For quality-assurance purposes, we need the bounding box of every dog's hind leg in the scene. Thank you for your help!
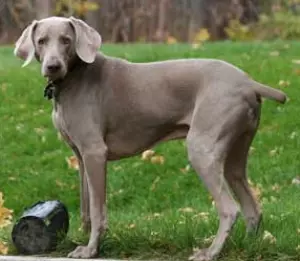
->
[224,127,262,234]
[187,102,251,261]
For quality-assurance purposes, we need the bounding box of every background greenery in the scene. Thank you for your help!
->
[0,42,300,260]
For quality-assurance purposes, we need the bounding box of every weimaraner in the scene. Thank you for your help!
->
[14,16,286,260]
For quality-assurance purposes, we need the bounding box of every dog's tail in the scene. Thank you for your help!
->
[252,80,287,104]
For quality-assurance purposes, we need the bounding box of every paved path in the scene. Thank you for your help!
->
[0,256,135,261]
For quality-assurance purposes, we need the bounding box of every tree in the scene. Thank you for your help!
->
[34,0,53,20]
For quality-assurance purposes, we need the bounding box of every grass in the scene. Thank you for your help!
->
[0,41,300,260]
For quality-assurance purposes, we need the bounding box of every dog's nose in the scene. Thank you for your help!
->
[47,63,62,73]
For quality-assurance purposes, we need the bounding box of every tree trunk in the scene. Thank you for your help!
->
[199,0,260,40]
[154,0,169,42]
[34,0,53,20]
[85,0,102,32]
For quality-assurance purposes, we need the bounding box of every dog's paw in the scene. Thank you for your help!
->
[189,248,213,261]
[67,245,97,258]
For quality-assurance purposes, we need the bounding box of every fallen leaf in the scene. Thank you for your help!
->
[269,148,278,157]
[0,241,8,255]
[249,146,255,154]
[297,228,300,234]
[34,128,45,135]
[150,155,165,164]
[261,197,269,206]
[260,123,279,133]
[276,106,284,112]
[128,223,136,229]
[292,177,300,185]
[292,59,300,64]
[15,124,24,132]
[190,247,200,260]
[0,84,7,92]
[296,245,300,252]
[178,207,195,213]
[192,212,209,222]
[141,150,155,161]
[269,51,280,56]
[55,179,66,188]
[150,231,158,236]
[278,80,290,87]
[0,192,13,228]
[262,230,276,244]
[289,131,297,139]
[112,189,123,196]
[271,183,281,192]
[248,179,254,186]
[150,176,160,191]
[250,184,262,199]
[203,235,215,244]
[8,177,16,181]
[293,68,300,75]
[66,156,79,170]
[144,212,162,220]
[270,214,276,220]
[180,164,191,173]
[113,165,122,171]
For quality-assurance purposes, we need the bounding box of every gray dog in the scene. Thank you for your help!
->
[14,16,286,260]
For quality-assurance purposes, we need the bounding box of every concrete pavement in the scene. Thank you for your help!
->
[0,256,136,261]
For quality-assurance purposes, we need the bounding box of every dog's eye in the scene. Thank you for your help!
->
[38,38,46,45]
[61,37,71,45]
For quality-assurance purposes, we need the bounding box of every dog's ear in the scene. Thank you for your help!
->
[69,16,101,64]
[14,20,38,67]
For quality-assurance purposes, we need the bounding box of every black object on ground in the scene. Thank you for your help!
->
[11,200,69,255]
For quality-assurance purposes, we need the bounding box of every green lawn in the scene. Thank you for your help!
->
[0,41,300,261]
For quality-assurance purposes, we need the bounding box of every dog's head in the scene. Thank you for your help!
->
[14,16,101,81]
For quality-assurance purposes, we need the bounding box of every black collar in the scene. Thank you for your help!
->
[44,80,61,100]
[43,57,84,100]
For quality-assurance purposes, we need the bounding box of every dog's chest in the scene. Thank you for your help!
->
[52,105,72,144]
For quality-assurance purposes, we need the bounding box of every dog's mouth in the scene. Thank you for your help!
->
[43,69,66,81]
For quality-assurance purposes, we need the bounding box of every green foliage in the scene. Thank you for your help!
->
[55,0,99,17]
[254,12,300,40]
[225,11,300,41]
[224,19,254,42]
[224,0,300,41]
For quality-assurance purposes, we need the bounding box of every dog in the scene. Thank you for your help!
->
[14,16,286,260]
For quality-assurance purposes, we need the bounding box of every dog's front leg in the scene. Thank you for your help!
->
[59,131,91,233]
[78,156,91,233]
[68,145,107,258]
[69,145,91,233]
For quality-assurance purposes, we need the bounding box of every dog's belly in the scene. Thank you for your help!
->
[106,124,189,160]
